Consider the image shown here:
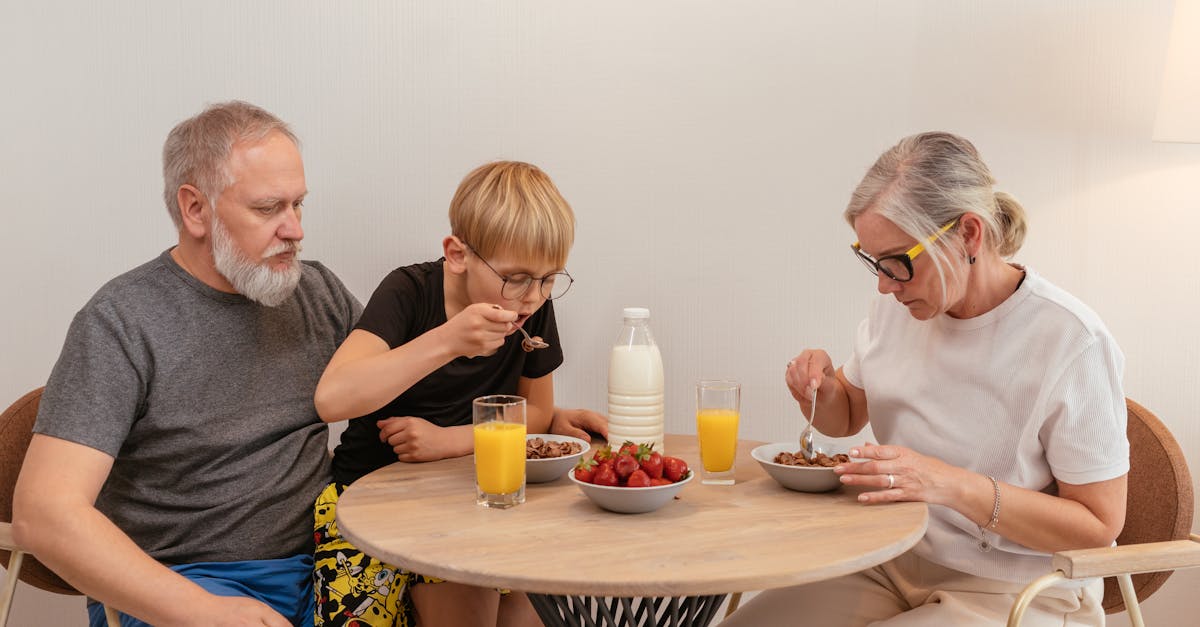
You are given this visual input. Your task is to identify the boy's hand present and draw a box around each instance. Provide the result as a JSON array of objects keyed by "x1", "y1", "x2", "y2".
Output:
[
  {"x1": 377, "y1": 417, "x2": 469, "y2": 462},
  {"x1": 550, "y1": 408, "x2": 608, "y2": 441},
  {"x1": 444, "y1": 302, "x2": 518, "y2": 358}
]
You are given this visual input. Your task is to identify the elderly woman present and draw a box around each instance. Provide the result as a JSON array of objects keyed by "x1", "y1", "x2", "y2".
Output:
[{"x1": 724, "y1": 132, "x2": 1128, "y2": 626}]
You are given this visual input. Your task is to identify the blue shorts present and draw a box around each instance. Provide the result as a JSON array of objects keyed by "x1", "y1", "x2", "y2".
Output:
[{"x1": 88, "y1": 554, "x2": 315, "y2": 627}]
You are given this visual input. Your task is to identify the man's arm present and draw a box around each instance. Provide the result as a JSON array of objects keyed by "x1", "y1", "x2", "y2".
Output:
[{"x1": 13, "y1": 435, "x2": 289, "y2": 627}]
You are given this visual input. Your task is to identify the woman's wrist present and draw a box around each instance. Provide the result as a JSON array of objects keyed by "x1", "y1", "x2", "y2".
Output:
[{"x1": 957, "y1": 470, "x2": 1000, "y2": 528}]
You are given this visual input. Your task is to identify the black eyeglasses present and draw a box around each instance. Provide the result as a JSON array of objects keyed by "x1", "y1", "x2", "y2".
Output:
[
  {"x1": 464, "y1": 243, "x2": 574, "y2": 301},
  {"x1": 850, "y1": 219, "x2": 957, "y2": 282}
]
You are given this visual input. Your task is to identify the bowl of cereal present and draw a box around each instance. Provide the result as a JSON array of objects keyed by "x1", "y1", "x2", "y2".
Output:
[
  {"x1": 750, "y1": 442, "x2": 849, "y2": 493},
  {"x1": 525, "y1": 434, "x2": 590, "y2": 483}
]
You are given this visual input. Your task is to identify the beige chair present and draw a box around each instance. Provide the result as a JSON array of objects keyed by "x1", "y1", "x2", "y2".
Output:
[
  {"x1": 0, "y1": 387, "x2": 119, "y2": 627},
  {"x1": 1008, "y1": 398, "x2": 1199, "y2": 627}
]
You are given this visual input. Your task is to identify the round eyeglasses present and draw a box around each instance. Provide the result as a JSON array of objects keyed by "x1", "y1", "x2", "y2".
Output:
[
  {"x1": 850, "y1": 219, "x2": 957, "y2": 282},
  {"x1": 465, "y1": 244, "x2": 574, "y2": 301}
]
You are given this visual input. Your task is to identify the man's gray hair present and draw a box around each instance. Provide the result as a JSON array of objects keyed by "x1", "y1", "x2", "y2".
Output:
[{"x1": 162, "y1": 101, "x2": 299, "y2": 229}]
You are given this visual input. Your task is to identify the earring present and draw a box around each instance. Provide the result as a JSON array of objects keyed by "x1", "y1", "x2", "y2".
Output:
[{"x1": 969, "y1": 256, "x2": 976, "y2": 265}]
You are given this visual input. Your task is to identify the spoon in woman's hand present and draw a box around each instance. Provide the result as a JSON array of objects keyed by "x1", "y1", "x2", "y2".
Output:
[{"x1": 801, "y1": 382, "x2": 818, "y2": 462}]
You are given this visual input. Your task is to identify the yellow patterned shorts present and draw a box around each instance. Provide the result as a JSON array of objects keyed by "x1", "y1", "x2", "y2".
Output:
[{"x1": 313, "y1": 483, "x2": 441, "y2": 627}]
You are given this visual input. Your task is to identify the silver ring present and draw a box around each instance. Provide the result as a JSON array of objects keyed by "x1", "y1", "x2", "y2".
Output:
[
  {"x1": 787, "y1": 360, "x2": 795, "y2": 368},
  {"x1": 887, "y1": 473, "x2": 895, "y2": 489}
]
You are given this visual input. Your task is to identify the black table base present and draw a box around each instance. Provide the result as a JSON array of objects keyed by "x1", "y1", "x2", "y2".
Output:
[{"x1": 528, "y1": 593, "x2": 728, "y2": 627}]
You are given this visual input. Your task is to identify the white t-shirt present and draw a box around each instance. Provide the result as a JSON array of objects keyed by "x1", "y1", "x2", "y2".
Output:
[{"x1": 842, "y1": 267, "x2": 1129, "y2": 585}]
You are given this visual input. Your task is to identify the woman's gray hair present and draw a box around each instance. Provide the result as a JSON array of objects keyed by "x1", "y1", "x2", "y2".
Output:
[
  {"x1": 843, "y1": 132, "x2": 1027, "y2": 295},
  {"x1": 162, "y1": 101, "x2": 299, "y2": 229}
]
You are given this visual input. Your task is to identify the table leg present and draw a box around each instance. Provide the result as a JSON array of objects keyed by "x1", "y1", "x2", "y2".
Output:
[{"x1": 528, "y1": 593, "x2": 728, "y2": 627}]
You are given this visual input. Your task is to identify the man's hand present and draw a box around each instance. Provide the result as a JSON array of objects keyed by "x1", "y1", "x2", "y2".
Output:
[
  {"x1": 550, "y1": 408, "x2": 608, "y2": 441},
  {"x1": 196, "y1": 595, "x2": 292, "y2": 627},
  {"x1": 377, "y1": 417, "x2": 470, "y2": 462}
]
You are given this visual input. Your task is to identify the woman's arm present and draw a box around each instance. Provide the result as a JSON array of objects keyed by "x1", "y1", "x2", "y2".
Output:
[
  {"x1": 957, "y1": 469, "x2": 1127, "y2": 552},
  {"x1": 840, "y1": 444, "x2": 1127, "y2": 552}
]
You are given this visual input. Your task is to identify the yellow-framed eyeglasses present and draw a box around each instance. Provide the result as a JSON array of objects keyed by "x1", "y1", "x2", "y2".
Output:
[{"x1": 850, "y1": 219, "x2": 957, "y2": 282}]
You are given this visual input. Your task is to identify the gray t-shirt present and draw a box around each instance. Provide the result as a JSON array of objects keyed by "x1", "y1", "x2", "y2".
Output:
[{"x1": 34, "y1": 249, "x2": 360, "y2": 564}]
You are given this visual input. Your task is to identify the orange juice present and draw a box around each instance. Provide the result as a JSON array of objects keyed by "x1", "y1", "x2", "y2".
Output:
[
  {"x1": 474, "y1": 422, "x2": 526, "y2": 494},
  {"x1": 697, "y1": 409, "x2": 739, "y2": 472}
]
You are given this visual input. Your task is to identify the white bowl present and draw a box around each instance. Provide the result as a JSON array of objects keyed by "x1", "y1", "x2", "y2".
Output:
[
  {"x1": 525, "y1": 434, "x2": 590, "y2": 483},
  {"x1": 569, "y1": 471, "x2": 693, "y2": 514},
  {"x1": 751, "y1": 443, "x2": 844, "y2": 493}
]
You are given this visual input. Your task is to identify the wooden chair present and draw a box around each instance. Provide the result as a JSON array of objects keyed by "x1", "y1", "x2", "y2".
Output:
[
  {"x1": 0, "y1": 387, "x2": 119, "y2": 627},
  {"x1": 1008, "y1": 398, "x2": 1199, "y2": 627}
]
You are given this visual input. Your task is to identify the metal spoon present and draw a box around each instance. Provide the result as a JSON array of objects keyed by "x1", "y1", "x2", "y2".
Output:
[
  {"x1": 801, "y1": 385, "x2": 817, "y2": 462},
  {"x1": 515, "y1": 325, "x2": 549, "y2": 352}
]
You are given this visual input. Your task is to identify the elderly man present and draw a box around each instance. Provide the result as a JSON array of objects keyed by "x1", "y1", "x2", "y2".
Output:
[{"x1": 13, "y1": 101, "x2": 360, "y2": 627}]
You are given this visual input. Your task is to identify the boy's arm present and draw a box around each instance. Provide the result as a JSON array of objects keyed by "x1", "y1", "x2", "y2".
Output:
[
  {"x1": 378, "y1": 374, "x2": 554, "y2": 462},
  {"x1": 315, "y1": 303, "x2": 518, "y2": 422},
  {"x1": 13, "y1": 435, "x2": 288, "y2": 627},
  {"x1": 518, "y1": 373, "x2": 554, "y2": 434},
  {"x1": 518, "y1": 374, "x2": 610, "y2": 440}
]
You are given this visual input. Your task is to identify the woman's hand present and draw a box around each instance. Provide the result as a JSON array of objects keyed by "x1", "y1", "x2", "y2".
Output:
[
  {"x1": 834, "y1": 442, "x2": 963, "y2": 506},
  {"x1": 377, "y1": 417, "x2": 470, "y2": 462},
  {"x1": 785, "y1": 349, "x2": 836, "y2": 409}
]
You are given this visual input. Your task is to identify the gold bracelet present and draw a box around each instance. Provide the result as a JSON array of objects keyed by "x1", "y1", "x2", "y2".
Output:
[
  {"x1": 976, "y1": 475, "x2": 1000, "y2": 552},
  {"x1": 984, "y1": 474, "x2": 1000, "y2": 529}
]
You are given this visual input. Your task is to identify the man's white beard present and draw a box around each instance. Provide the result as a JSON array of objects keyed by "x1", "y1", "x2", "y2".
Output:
[{"x1": 211, "y1": 216, "x2": 303, "y2": 307}]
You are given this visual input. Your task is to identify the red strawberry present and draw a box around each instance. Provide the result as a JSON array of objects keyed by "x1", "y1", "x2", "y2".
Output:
[
  {"x1": 637, "y1": 446, "x2": 663, "y2": 479},
  {"x1": 617, "y1": 441, "x2": 639, "y2": 457},
  {"x1": 650, "y1": 477, "x2": 673, "y2": 486},
  {"x1": 573, "y1": 457, "x2": 597, "y2": 483},
  {"x1": 662, "y1": 456, "x2": 689, "y2": 482},
  {"x1": 614, "y1": 453, "x2": 639, "y2": 480},
  {"x1": 626, "y1": 469, "x2": 651, "y2": 487},
  {"x1": 593, "y1": 464, "x2": 619, "y2": 486},
  {"x1": 592, "y1": 445, "x2": 614, "y2": 463}
]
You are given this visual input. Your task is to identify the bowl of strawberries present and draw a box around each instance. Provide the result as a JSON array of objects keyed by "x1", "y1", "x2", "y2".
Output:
[{"x1": 569, "y1": 441, "x2": 693, "y2": 514}]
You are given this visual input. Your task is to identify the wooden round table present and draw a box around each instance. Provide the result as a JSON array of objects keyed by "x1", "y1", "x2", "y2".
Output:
[{"x1": 337, "y1": 435, "x2": 927, "y2": 626}]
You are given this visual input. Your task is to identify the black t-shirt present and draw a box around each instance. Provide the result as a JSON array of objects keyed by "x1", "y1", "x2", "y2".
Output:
[{"x1": 331, "y1": 260, "x2": 563, "y2": 485}]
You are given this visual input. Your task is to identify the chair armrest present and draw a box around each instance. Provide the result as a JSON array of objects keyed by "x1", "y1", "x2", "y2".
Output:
[
  {"x1": 0, "y1": 523, "x2": 14, "y2": 549},
  {"x1": 1051, "y1": 537, "x2": 1200, "y2": 579}
]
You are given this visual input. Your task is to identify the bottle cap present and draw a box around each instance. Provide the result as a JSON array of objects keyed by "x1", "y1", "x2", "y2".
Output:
[{"x1": 622, "y1": 307, "x2": 650, "y2": 319}]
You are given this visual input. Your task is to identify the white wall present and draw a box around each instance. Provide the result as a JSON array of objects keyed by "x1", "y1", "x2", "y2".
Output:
[{"x1": 1, "y1": 1, "x2": 1196, "y2": 625}]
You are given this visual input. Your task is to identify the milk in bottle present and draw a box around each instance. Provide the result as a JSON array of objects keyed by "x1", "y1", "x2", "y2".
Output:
[{"x1": 607, "y1": 307, "x2": 665, "y2": 453}]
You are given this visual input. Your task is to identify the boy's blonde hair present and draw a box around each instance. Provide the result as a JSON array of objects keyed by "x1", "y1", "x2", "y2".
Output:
[{"x1": 449, "y1": 161, "x2": 575, "y2": 268}]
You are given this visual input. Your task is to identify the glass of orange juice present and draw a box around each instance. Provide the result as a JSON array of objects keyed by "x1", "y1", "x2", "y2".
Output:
[
  {"x1": 696, "y1": 380, "x2": 740, "y2": 485},
  {"x1": 473, "y1": 395, "x2": 527, "y2": 508}
]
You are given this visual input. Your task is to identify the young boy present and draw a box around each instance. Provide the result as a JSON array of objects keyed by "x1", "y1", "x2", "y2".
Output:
[{"x1": 311, "y1": 161, "x2": 602, "y2": 627}]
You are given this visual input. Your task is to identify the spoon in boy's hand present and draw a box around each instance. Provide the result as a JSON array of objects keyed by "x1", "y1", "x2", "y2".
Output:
[
  {"x1": 489, "y1": 304, "x2": 549, "y2": 351},
  {"x1": 516, "y1": 325, "x2": 549, "y2": 352}
]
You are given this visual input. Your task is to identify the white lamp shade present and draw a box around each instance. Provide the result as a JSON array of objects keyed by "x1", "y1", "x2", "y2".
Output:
[{"x1": 1155, "y1": 0, "x2": 1200, "y2": 142}]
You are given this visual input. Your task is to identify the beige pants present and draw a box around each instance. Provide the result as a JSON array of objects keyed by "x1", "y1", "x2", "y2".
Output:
[{"x1": 720, "y1": 550, "x2": 1103, "y2": 627}]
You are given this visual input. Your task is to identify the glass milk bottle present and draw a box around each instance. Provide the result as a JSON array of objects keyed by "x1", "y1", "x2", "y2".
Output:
[{"x1": 607, "y1": 307, "x2": 665, "y2": 453}]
